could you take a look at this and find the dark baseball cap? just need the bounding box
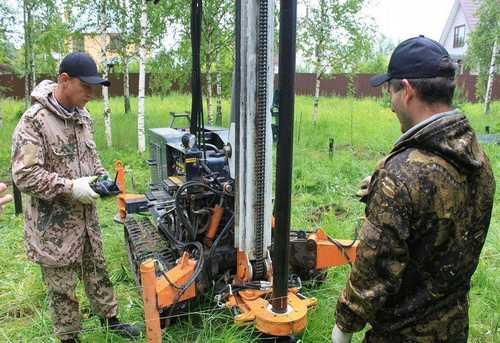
[370,35,455,87]
[59,52,110,87]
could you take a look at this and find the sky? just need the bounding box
[361,0,456,43]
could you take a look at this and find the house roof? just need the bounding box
[459,0,481,31]
[439,0,482,44]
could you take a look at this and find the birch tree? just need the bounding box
[0,2,15,128]
[98,0,113,147]
[201,0,233,125]
[298,0,372,125]
[22,0,34,109]
[484,40,498,115]
[112,0,141,114]
[466,0,499,108]
[137,0,148,153]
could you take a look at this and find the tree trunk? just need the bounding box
[124,57,131,113]
[206,35,213,125]
[206,71,213,125]
[103,64,112,147]
[100,0,112,147]
[31,46,36,90]
[215,50,222,126]
[137,0,148,153]
[485,39,498,115]
[23,0,31,109]
[312,69,321,126]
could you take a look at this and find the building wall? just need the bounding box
[443,5,469,59]
[82,35,120,68]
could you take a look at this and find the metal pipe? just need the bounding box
[140,259,161,343]
[272,0,297,314]
[190,0,203,137]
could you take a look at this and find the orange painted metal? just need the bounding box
[227,288,317,336]
[156,252,197,308]
[236,250,252,282]
[114,160,146,222]
[310,229,358,269]
[140,259,162,343]
[115,160,127,193]
[205,206,224,246]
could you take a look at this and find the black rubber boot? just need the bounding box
[101,316,141,340]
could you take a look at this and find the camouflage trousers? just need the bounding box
[363,297,469,343]
[40,235,118,340]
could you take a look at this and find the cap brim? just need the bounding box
[369,74,391,87]
[79,75,111,87]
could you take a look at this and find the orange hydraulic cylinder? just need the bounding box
[205,206,224,246]
[140,259,162,343]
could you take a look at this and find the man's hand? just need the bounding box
[332,324,353,343]
[0,183,14,215]
[71,176,99,204]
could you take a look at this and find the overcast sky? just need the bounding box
[361,0,455,43]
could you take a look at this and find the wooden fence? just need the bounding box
[1,73,498,102]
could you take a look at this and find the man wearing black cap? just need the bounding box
[331,36,495,342]
[12,52,140,342]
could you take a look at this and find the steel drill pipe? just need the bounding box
[272,0,298,314]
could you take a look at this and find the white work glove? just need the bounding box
[0,183,13,215]
[332,324,353,343]
[356,175,372,199]
[71,176,99,204]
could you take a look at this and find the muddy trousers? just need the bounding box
[363,296,469,343]
[40,237,118,340]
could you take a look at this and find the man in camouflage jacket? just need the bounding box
[332,37,495,343]
[12,53,139,342]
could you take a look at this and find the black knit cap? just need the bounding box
[370,35,455,87]
[59,52,110,87]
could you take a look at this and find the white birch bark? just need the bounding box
[312,68,321,126]
[137,0,148,153]
[206,71,213,125]
[485,39,498,115]
[215,50,223,126]
[23,0,31,109]
[100,0,112,147]
[124,57,131,113]
[31,46,36,90]
[206,35,213,125]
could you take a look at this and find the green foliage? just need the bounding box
[298,0,374,76]
[0,2,16,68]
[453,83,470,111]
[465,0,500,101]
[1,96,498,342]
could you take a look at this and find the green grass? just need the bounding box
[0,95,499,342]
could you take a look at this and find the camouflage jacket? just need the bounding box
[12,80,107,267]
[336,111,495,335]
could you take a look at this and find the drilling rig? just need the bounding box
[117,1,358,341]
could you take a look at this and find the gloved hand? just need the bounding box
[71,176,99,204]
[0,183,13,215]
[356,175,371,200]
[332,324,353,343]
[89,174,120,197]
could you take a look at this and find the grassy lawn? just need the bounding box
[0,94,498,342]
